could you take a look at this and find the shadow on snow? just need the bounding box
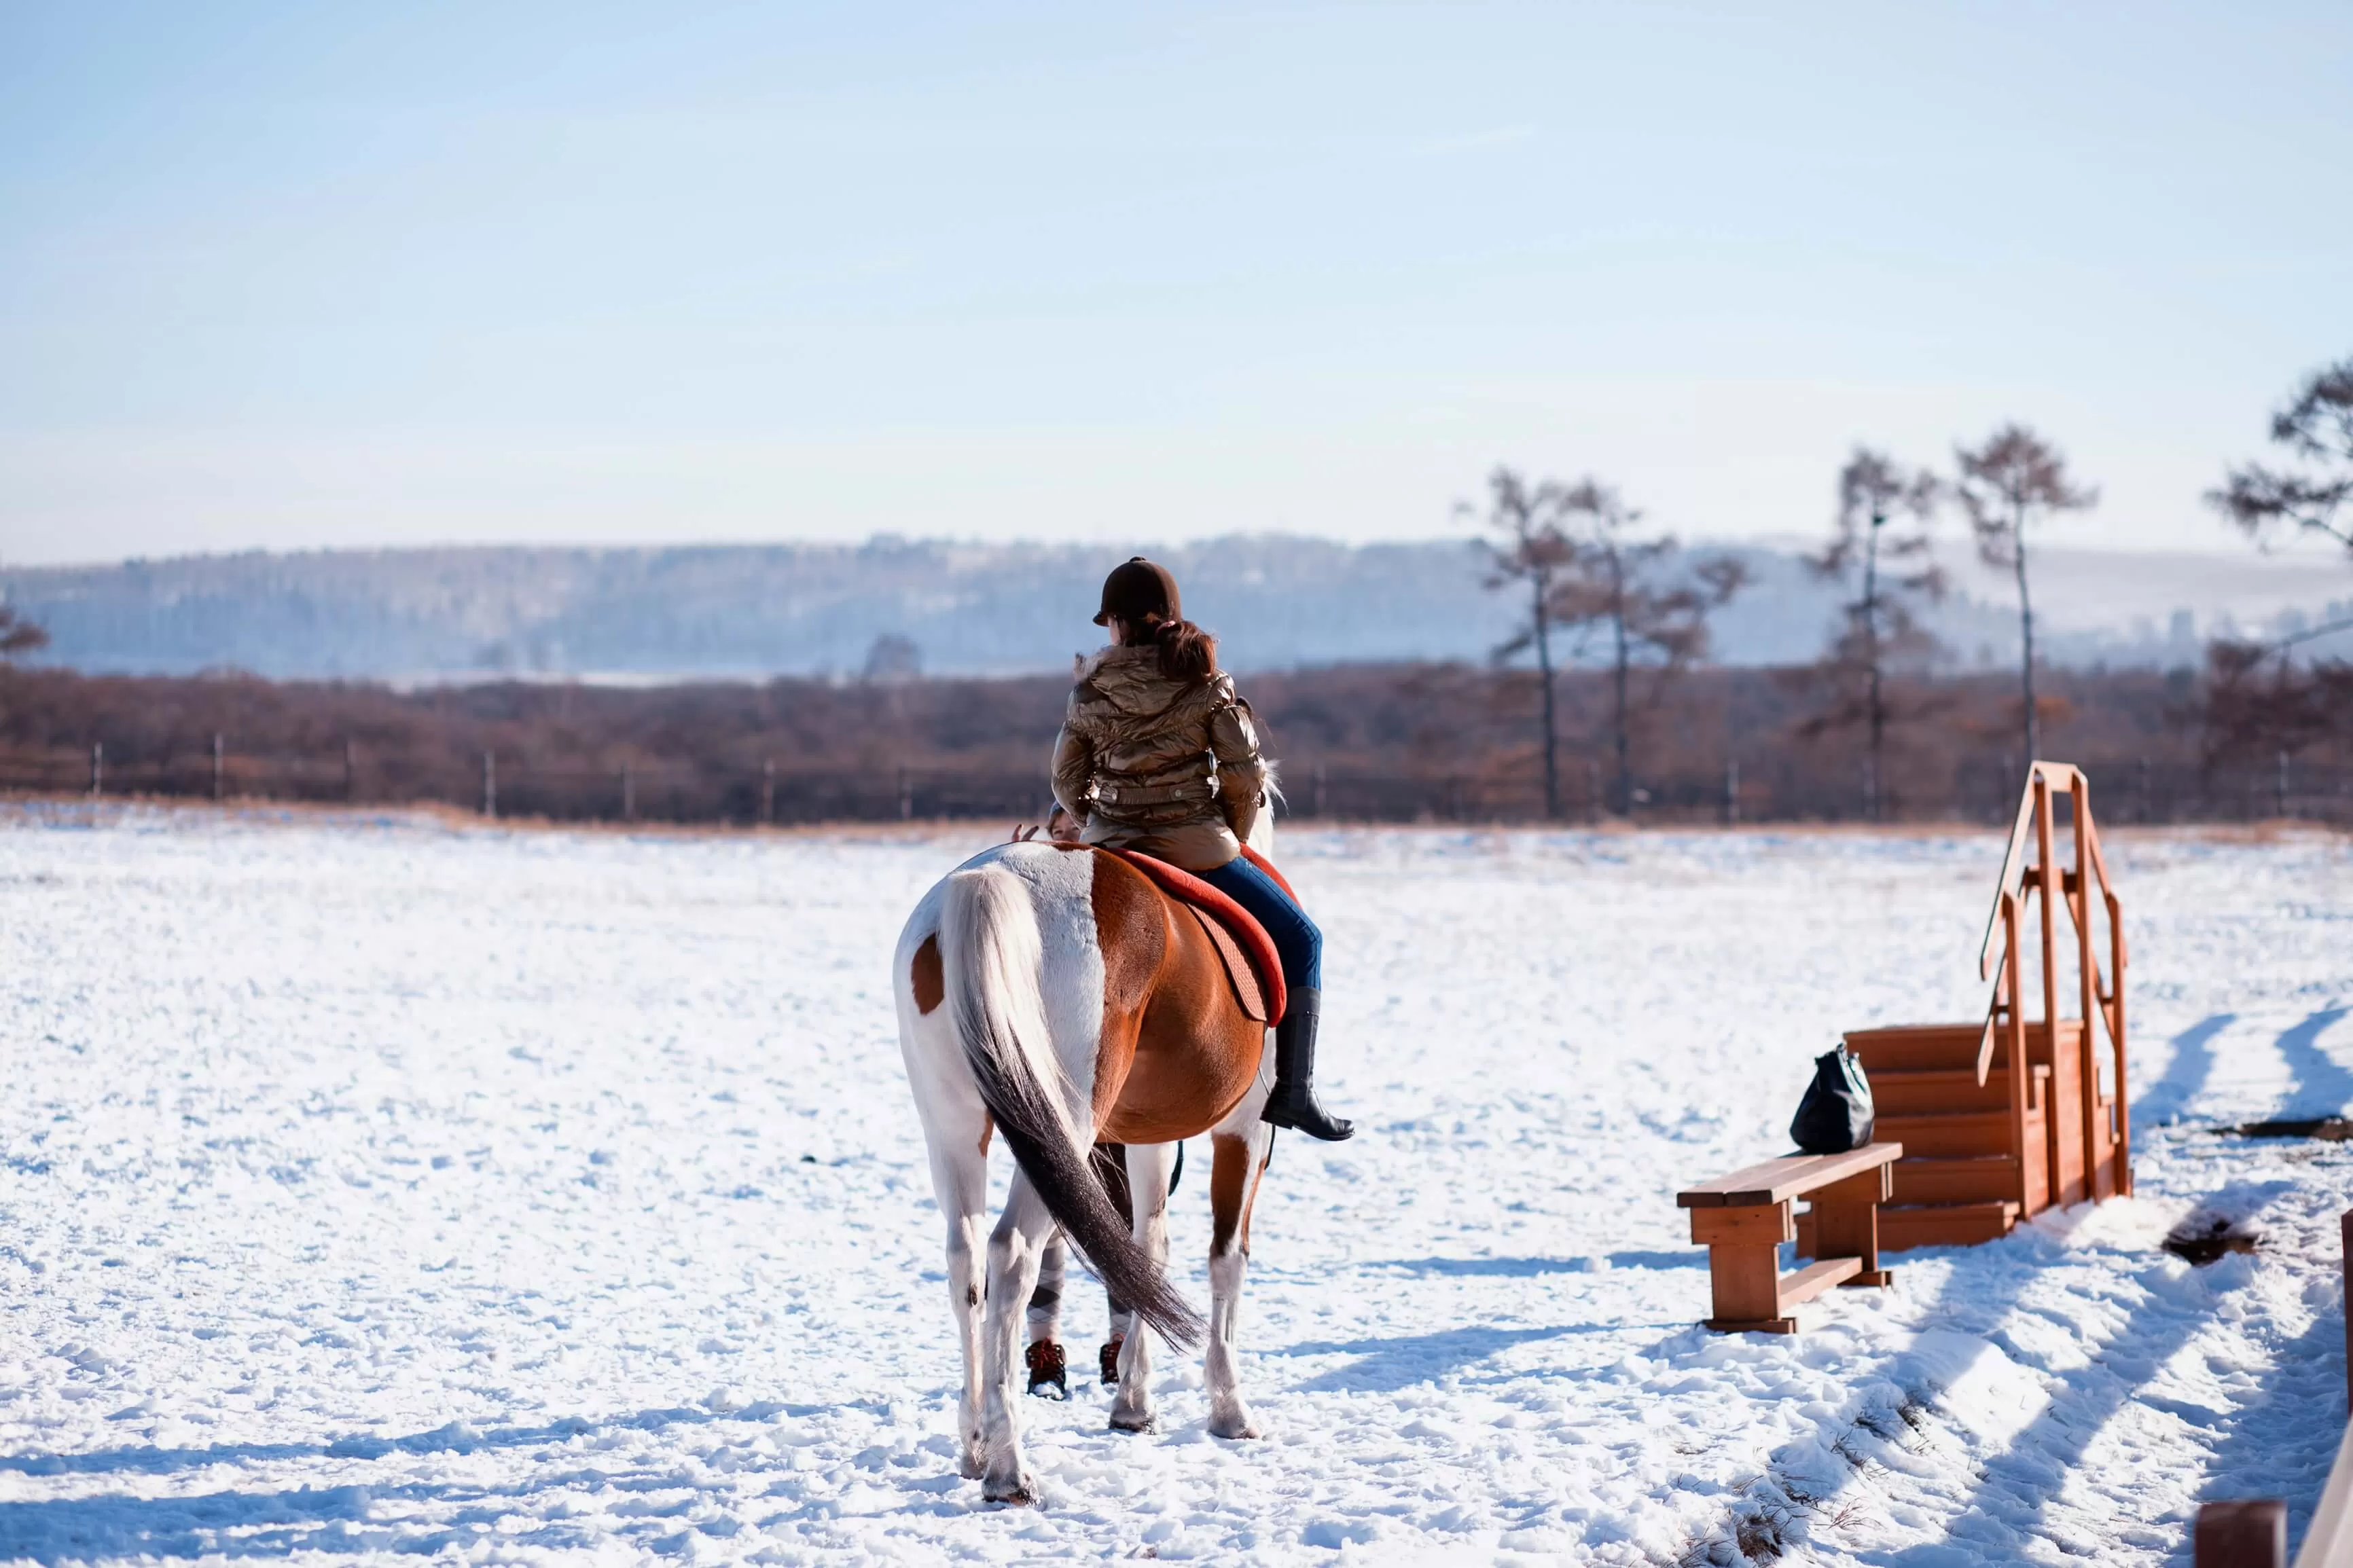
[2131,1013,2235,1127]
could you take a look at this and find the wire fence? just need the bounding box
[7,739,2350,828]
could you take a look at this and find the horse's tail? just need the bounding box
[939,863,1203,1351]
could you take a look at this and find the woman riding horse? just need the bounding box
[1048,556,1353,1142]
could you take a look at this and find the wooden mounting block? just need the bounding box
[1677,1142,1903,1333]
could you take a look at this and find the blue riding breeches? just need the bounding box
[1196,856,1323,992]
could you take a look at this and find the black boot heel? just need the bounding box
[1261,987,1354,1142]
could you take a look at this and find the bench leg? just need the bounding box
[1810,1166,1896,1290]
[1810,1201,1891,1288]
[1704,1244,1795,1334]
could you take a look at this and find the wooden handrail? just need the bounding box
[1964,761,2131,1202]
[1975,766,2051,981]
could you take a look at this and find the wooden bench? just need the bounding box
[1676,1142,1903,1333]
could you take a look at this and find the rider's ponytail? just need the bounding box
[1145,615,1218,684]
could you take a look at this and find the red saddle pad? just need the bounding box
[1103,849,1287,1027]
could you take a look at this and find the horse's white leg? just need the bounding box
[981,1169,1058,1503]
[898,909,993,1480]
[926,1135,991,1476]
[1204,1049,1276,1440]
[1109,1141,1180,1433]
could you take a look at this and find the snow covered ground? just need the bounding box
[1,806,2349,1565]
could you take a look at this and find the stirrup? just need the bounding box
[1025,1339,1068,1400]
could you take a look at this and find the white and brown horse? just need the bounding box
[893,833,1278,1503]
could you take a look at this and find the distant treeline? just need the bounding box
[2,661,2345,826]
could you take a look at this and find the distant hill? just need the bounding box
[3,535,2344,681]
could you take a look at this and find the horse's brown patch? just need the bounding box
[1209,1134,1253,1254]
[911,934,944,1014]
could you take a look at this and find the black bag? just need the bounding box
[1791,1044,1875,1154]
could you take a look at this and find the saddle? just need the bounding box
[1102,847,1291,1027]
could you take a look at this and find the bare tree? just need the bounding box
[1802,448,1944,820]
[2208,356,2353,553]
[1467,467,1578,818]
[0,603,46,662]
[1544,479,1749,815]
[1954,424,2098,764]
[2195,638,2335,779]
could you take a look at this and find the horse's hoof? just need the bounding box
[958,1447,985,1480]
[983,1479,1036,1506]
[1208,1410,1263,1441]
[1108,1410,1157,1434]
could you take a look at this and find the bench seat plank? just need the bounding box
[1676,1142,1905,1208]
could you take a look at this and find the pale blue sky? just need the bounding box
[3,1,2350,566]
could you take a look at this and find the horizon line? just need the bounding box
[7,530,2341,577]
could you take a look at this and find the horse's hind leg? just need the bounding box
[1108,1141,1180,1433]
[922,1131,991,1478]
[981,1169,1058,1503]
[1092,1143,1136,1385]
[1024,1235,1069,1399]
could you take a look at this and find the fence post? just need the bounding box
[2278,751,2291,821]
[2193,1500,2285,1567]
[761,758,776,826]
[482,751,497,819]
[212,733,225,802]
[2138,756,2151,824]
[1312,763,1327,818]
[622,765,636,822]
[90,742,103,799]
[897,767,914,820]
[1723,759,1740,826]
[1587,759,1603,825]
[343,739,356,805]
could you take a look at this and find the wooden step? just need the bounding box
[1844,1023,1987,1073]
[1872,1111,2017,1159]
[1869,1065,2050,1115]
[1799,1201,2020,1256]
[1846,1020,2083,1075]
[1890,1155,2022,1205]
[1878,1202,2021,1252]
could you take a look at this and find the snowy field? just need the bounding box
[1,806,2350,1565]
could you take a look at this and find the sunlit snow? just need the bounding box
[1,807,2347,1563]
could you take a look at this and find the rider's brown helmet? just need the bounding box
[1093,556,1181,628]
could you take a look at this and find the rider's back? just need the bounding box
[1052,644,1265,873]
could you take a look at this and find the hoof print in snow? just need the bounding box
[2229,1116,2353,1142]
[2163,1214,2262,1265]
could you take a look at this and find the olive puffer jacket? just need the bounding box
[1049,644,1268,871]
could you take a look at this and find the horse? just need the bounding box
[893,822,1280,1504]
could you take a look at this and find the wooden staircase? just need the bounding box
[1797,763,2132,1256]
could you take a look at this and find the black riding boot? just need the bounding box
[1262,986,1354,1141]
